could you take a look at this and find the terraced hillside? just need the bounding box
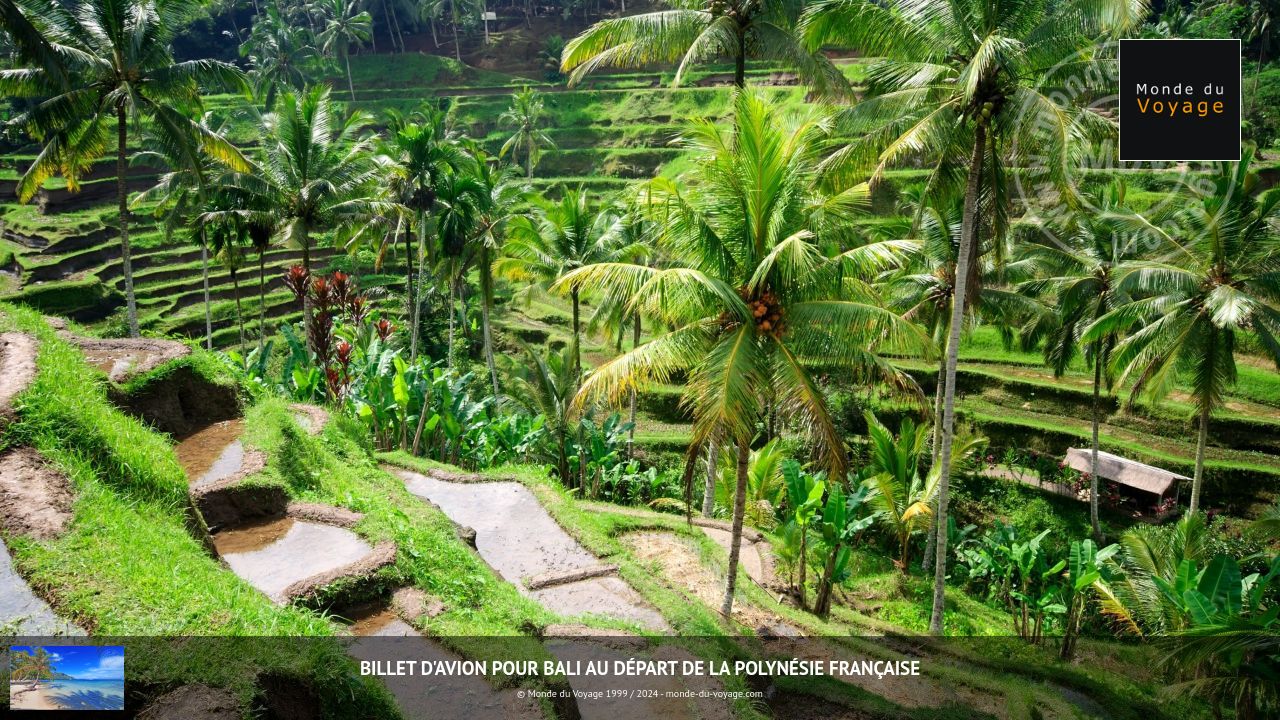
[3,52,1279,520]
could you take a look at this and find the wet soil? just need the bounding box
[0,537,82,636]
[339,597,542,720]
[0,332,38,420]
[176,420,266,488]
[67,336,190,382]
[213,518,376,602]
[136,684,241,720]
[398,469,669,631]
[107,363,240,437]
[340,602,419,637]
[0,448,74,539]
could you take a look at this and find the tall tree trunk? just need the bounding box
[481,246,500,397]
[721,439,750,617]
[201,229,212,350]
[1089,344,1103,541]
[734,29,745,88]
[628,313,640,453]
[447,275,457,371]
[1191,394,1210,516]
[258,250,267,353]
[302,230,313,349]
[345,51,356,101]
[408,217,421,361]
[923,318,948,573]
[117,107,140,337]
[232,267,245,353]
[929,119,986,636]
[571,287,581,380]
[702,438,718,517]
[453,16,461,61]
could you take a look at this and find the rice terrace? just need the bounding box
[0,0,1278,718]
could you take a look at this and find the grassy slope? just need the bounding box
[0,303,400,716]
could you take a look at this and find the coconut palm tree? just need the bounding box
[804,0,1148,634]
[498,187,645,379]
[208,205,251,353]
[316,0,373,100]
[433,168,485,368]
[503,343,578,482]
[240,7,317,111]
[3,0,247,337]
[561,0,848,95]
[499,87,555,178]
[132,113,239,351]
[378,110,467,361]
[557,91,925,617]
[466,148,528,397]
[1084,152,1280,516]
[225,86,382,341]
[11,647,54,690]
[1021,181,1146,540]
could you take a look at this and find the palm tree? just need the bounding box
[466,148,528,397]
[240,7,317,111]
[3,0,247,337]
[226,86,382,341]
[863,411,985,572]
[11,647,54,690]
[378,108,466,361]
[499,87,555,178]
[503,344,578,482]
[1084,152,1280,516]
[561,0,848,94]
[557,91,924,617]
[132,113,240,351]
[316,0,373,101]
[804,0,1148,634]
[433,168,485,368]
[0,0,70,89]
[208,206,250,353]
[1021,182,1145,540]
[498,187,644,379]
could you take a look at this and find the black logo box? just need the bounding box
[1119,38,1241,162]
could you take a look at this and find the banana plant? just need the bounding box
[1009,529,1067,643]
[813,481,876,617]
[782,459,825,609]
[1060,539,1120,659]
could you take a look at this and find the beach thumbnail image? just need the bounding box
[8,645,124,711]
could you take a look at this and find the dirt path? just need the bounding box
[396,469,670,631]
[622,531,798,635]
[0,448,74,539]
[0,332,38,420]
[290,404,329,435]
[578,501,777,588]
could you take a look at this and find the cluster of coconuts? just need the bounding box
[747,289,785,335]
